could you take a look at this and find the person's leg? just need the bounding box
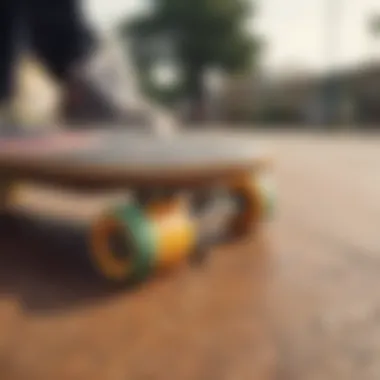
[25,0,142,124]
[0,1,21,105]
[24,0,95,80]
[25,0,175,134]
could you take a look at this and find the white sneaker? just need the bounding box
[62,33,177,137]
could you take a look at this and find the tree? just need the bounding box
[369,14,380,38]
[119,0,261,120]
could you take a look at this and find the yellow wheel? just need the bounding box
[144,198,196,271]
[89,199,196,284]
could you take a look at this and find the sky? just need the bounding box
[87,0,380,74]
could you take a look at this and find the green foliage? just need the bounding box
[369,14,380,37]
[119,0,260,113]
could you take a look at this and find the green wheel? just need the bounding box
[89,203,158,284]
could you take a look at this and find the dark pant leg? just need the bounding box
[25,0,96,81]
[0,1,22,102]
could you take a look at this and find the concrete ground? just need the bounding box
[0,131,379,380]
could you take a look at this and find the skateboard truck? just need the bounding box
[189,188,243,265]
[89,173,276,285]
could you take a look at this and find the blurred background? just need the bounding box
[17,0,380,129]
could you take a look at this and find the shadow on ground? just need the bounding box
[0,214,274,316]
[0,214,140,313]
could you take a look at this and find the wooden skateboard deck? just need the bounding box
[0,129,270,189]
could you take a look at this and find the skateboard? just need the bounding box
[0,129,276,285]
